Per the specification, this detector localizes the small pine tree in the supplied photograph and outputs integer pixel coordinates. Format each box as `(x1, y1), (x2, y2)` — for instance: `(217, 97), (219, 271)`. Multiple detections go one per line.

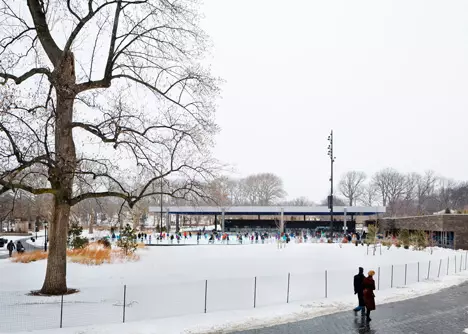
(416, 230), (428, 250)
(365, 224), (378, 245)
(399, 229), (410, 249)
(68, 223), (89, 249)
(117, 224), (138, 255)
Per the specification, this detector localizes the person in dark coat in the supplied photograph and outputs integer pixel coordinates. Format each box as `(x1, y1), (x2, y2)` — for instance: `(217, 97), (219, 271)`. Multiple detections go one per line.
(7, 240), (15, 257)
(16, 240), (25, 253)
(363, 270), (376, 322)
(353, 267), (365, 315)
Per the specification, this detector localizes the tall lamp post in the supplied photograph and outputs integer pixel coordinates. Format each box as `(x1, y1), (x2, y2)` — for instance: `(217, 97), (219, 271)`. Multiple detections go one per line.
(327, 130), (335, 236)
(44, 221), (48, 252)
(159, 177), (163, 236)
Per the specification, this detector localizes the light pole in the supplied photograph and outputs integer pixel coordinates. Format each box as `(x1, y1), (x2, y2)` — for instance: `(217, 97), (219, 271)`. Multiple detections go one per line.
(159, 177), (163, 236)
(327, 130), (335, 237)
(44, 221), (48, 252)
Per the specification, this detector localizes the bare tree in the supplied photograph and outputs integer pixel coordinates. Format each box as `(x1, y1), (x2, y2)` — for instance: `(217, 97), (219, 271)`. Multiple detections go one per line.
(372, 168), (406, 213)
(320, 196), (346, 206)
(414, 170), (437, 214)
(242, 173), (286, 205)
(0, 0), (219, 294)
(338, 171), (366, 206)
(359, 184), (379, 207)
(283, 196), (315, 206)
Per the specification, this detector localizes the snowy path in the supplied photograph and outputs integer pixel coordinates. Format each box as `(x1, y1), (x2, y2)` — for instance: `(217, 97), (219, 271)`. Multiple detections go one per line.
(0, 236), (42, 259)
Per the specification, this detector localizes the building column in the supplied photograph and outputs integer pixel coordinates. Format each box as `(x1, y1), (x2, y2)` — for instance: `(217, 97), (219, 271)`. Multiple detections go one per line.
(221, 209), (225, 233)
(166, 211), (170, 232)
(280, 208), (284, 233)
(175, 214), (180, 233)
(343, 207), (347, 234)
(214, 214), (218, 231)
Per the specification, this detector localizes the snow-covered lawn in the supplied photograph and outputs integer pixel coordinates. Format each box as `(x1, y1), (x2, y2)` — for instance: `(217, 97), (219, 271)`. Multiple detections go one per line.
(0, 242), (467, 333)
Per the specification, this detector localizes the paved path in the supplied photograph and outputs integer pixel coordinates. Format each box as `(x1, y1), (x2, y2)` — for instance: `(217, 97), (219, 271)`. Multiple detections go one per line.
(0, 236), (43, 259)
(236, 282), (468, 334)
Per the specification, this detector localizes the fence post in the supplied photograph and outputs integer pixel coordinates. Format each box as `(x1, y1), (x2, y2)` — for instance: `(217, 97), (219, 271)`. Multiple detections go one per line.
(60, 294), (64, 328)
(325, 270), (328, 298)
(418, 262), (420, 282)
(123, 285), (126, 323)
(438, 259), (442, 278)
(253, 276), (257, 308)
(404, 264), (407, 285)
(391, 265), (394, 288)
(204, 280), (208, 313)
(377, 267), (380, 290)
(367, 245), (369, 255)
(287, 273), (290, 303)
(447, 257), (449, 275)
(427, 260), (431, 280)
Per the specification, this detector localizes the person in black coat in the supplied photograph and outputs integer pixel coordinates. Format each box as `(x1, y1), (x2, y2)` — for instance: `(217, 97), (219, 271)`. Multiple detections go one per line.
(7, 240), (15, 257)
(16, 240), (25, 254)
(353, 267), (365, 315)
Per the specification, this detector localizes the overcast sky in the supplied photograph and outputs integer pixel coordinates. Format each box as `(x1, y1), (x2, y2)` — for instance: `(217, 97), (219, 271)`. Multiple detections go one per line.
(198, 0), (468, 202)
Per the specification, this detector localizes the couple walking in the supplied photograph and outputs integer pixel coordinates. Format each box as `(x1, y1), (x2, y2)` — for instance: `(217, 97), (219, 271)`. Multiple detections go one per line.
(353, 267), (376, 322)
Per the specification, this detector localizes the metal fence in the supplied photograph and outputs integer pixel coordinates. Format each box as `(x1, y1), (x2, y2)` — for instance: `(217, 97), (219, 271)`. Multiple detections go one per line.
(1, 251), (467, 332)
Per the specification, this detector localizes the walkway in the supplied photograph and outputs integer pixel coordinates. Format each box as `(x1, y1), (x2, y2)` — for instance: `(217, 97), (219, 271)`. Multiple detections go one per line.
(0, 236), (43, 259)
(236, 282), (468, 334)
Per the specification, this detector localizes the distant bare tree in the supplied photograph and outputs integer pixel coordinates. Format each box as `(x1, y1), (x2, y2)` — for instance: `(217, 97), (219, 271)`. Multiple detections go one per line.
(242, 173), (286, 205)
(320, 196), (346, 206)
(415, 171), (437, 214)
(372, 168), (406, 213)
(0, 0), (219, 295)
(338, 171), (366, 206)
(359, 184), (379, 207)
(284, 196), (315, 206)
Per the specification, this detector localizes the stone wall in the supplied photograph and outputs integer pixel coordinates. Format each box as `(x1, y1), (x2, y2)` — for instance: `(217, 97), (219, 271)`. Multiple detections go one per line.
(379, 215), (468, 250)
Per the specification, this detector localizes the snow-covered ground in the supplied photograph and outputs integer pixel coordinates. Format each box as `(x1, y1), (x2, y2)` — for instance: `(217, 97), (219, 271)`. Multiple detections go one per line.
(0, 242), (467, 333)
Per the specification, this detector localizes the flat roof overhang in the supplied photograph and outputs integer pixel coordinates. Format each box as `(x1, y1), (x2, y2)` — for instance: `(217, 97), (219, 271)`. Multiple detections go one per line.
(148, 206), (386, 216)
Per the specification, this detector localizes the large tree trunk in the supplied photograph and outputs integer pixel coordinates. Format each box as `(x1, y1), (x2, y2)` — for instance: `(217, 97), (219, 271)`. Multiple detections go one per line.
(41, 52), (77, 295)
(41, 200), (71, 294)
(89, 210), (94, 234)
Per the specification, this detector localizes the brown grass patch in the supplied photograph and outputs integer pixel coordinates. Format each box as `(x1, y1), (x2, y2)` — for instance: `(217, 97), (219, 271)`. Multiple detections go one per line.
(67, 242), (112, 265)
(67, 242), (140, 265)
(136, 242), (146, 249)
(11, 242), (140, 265)
(11, 250), (48, 263)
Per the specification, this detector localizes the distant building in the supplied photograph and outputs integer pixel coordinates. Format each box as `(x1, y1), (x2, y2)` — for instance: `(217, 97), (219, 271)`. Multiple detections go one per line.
(379, 214), (468, 250)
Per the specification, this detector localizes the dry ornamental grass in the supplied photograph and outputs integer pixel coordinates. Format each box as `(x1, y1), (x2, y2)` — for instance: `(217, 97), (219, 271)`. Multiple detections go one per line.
(11, 251), (48, 263)
(10, 242), (140, 265)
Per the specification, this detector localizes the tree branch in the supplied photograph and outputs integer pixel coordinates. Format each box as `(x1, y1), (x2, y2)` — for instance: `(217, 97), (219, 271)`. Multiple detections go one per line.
(0, 67), (50, 85)
(26, 0), (62, 65)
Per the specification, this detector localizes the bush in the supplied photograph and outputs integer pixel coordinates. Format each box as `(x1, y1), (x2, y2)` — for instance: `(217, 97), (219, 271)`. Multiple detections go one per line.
(415, 230), (428, 250)
(365, 225), (378, 244)
(97, 238), (112, 249)
(68, 223), (89, 249)
(117, 224), (138, 255)
(399, 229), (410, 248)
